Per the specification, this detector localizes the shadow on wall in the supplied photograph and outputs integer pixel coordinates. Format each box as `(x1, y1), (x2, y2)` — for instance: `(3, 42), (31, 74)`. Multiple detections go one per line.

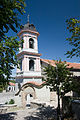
(0, 112), (17, 120)
(24, 106), (57, 120)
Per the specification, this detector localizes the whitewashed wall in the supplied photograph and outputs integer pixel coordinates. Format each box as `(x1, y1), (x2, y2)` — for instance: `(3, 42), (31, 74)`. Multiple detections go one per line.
(0, 92), (15, 104)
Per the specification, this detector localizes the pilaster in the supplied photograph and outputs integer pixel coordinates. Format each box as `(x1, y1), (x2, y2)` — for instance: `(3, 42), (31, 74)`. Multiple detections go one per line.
(26, 36), (29, 49)
(23, 36), (27, 49)
(22, 56), (27, 72)
(26, 57), (29, 71)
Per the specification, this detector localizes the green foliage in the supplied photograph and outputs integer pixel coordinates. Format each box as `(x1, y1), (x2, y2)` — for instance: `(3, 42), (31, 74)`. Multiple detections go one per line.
(9, 80), (16, 83)
(0, 0), (26, 39)
(72, 77), (80, 96)
(43, 60), (73, 97)
(0, 0), (26, 87)
(0, 36), (20, 84)
(0, 87), (3, 92)
(0, 82), (8, 91)
(9, 99), (15, 104)
(66, 18), (80, 58)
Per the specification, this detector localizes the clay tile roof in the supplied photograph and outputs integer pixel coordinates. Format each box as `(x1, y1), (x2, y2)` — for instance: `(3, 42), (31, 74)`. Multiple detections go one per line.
(41, 59), (80, 69)
(41, 59), (56, 67)
(9, 82), (15, 86)
(15, 81), (46, 96)
(67, 62), (80, 69)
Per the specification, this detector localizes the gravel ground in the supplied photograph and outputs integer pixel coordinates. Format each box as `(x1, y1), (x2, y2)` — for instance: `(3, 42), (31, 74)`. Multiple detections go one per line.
(0, 106), (57, 120)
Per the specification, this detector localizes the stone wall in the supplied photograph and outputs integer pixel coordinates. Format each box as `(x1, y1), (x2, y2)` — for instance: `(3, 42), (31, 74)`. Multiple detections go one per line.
(0, 92), (15, 104)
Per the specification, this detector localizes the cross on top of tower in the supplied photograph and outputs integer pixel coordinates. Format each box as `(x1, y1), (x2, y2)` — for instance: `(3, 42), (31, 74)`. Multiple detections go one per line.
(27, 14), (30, 23)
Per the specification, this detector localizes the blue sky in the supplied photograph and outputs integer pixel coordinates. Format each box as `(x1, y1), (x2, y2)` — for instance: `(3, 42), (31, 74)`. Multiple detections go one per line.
(10, 0), (80, 76)
(24, 0), (80, 62)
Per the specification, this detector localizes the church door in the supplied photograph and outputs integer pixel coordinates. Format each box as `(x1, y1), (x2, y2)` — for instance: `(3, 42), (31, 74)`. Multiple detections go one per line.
(26, 94), (30, 107)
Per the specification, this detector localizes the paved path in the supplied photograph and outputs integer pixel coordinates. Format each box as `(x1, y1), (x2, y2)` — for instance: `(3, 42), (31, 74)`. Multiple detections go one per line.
(0, 106), (57, 120)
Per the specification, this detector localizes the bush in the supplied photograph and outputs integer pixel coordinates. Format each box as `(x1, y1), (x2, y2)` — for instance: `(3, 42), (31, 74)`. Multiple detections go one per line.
(0, 87), (3, 92)
(9, 99), (15, 104)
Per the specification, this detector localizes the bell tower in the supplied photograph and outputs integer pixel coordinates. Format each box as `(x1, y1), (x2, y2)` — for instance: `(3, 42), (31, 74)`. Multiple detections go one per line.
(15, 17), (50, 107)
(16, 17), (42, 92)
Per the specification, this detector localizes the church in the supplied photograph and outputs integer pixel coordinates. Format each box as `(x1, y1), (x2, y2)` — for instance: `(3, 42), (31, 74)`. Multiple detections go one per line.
(15, 18), (80, 108)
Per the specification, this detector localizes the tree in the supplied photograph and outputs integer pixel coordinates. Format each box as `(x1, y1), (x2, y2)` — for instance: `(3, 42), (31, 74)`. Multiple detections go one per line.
(0, 0), (26, 39)
(44, 60), (73, 96)
(0, 36), (20, 89)
(66, 18), (80, 58)
(43, 60), (73, 120)
(0, 0), (25, 89)
(72, 76), (80, 96)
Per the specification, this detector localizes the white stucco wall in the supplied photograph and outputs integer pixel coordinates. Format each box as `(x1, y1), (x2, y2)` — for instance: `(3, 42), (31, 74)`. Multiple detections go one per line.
(72, 71), (80, 76)
(35, 86), (50, 102)
(23, 78), (42, 84)
(0, 92), (15, 104)
(23, 71), (41, 76)
(20, 48), (38, 53)
(15, 95), (22, 107)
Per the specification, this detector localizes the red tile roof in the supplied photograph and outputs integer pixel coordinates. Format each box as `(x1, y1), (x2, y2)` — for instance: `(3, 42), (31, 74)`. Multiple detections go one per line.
(18, 29), (40, 37)
(15, 81), (45, 96)
(9, 82), (15, 86)
(41, 59), (80, 69)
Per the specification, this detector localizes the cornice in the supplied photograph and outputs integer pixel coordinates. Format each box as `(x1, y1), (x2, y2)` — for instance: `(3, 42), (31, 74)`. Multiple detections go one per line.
(17, 51), (42, 57)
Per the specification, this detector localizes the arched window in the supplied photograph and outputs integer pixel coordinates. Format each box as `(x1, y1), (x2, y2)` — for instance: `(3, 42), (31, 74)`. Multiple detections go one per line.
(29, 38), (34, 49)
(29, 59), (34, 71)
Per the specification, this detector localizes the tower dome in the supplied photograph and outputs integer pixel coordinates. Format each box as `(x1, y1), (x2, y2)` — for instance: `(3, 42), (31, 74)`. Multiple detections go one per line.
(18, 15), (39, 36)
(21, 22), (37, 32)
(18, 22), (39, 37)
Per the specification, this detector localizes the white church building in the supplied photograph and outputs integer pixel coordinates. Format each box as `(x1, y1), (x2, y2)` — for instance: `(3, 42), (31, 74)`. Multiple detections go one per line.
(15, 20), (50, 107)
(15, 19), (80, 107)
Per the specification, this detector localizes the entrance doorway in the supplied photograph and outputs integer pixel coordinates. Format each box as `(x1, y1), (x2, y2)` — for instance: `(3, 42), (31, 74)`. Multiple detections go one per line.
(26, 94), (33, 107)
(22, 86), (35, 108)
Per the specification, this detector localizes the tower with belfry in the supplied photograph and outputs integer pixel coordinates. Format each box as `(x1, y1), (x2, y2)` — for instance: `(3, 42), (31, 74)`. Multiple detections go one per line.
(15, 16), (50, 107)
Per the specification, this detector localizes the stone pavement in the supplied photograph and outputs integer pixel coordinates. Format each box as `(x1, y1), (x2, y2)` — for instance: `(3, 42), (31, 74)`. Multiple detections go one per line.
(0, 105), (57, 120)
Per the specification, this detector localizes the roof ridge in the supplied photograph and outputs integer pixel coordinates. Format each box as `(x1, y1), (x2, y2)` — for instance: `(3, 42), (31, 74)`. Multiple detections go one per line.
(41, 58), (80, 64)
(41, 58), (80, 69)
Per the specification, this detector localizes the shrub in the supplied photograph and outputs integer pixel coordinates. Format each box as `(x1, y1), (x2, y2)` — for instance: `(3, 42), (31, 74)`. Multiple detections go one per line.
(0, 87), (3, 92)
(9, 99), (15, 104)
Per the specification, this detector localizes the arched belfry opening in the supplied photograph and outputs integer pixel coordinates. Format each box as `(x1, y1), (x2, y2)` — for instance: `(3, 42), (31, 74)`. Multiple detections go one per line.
(29, 38), (34, 49)
(29, 59), (34, 71)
